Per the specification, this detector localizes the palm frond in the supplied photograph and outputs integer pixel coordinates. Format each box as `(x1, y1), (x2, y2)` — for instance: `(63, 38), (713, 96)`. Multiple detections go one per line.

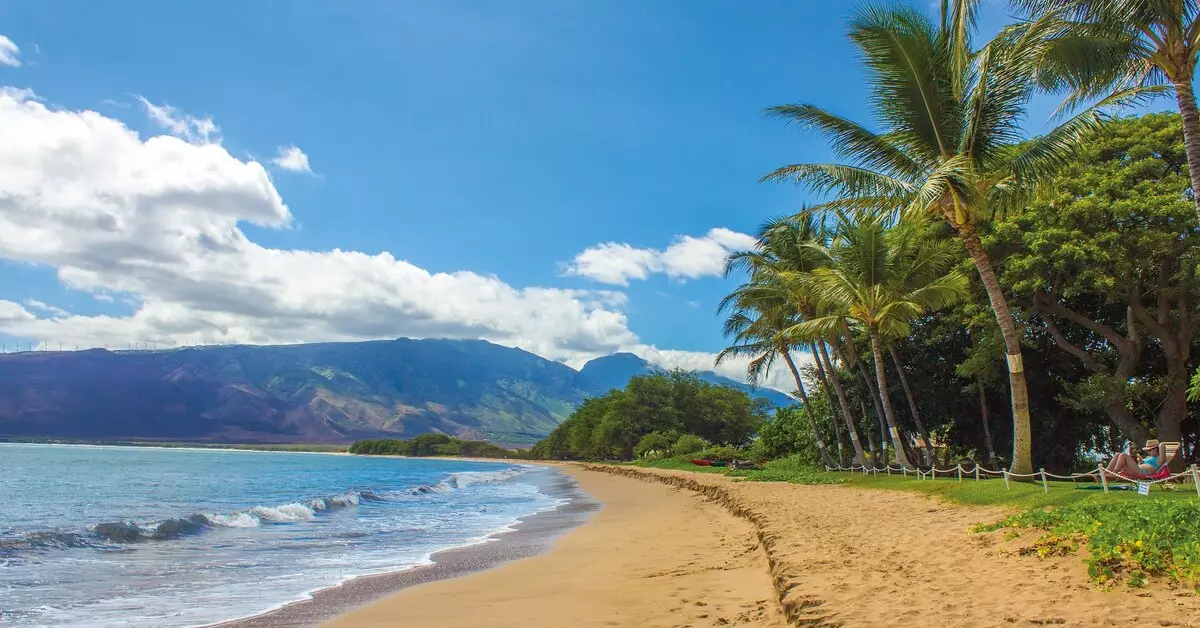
(766, 104), (927, 176)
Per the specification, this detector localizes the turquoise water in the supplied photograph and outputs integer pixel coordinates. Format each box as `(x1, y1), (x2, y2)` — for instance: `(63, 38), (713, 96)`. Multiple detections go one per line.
(0, 443), (562, 627)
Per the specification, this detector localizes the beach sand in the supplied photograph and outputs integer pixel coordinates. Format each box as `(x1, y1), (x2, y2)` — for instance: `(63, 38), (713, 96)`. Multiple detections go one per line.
(324, 465), (784, 628)
(328, 464), (1200, 628)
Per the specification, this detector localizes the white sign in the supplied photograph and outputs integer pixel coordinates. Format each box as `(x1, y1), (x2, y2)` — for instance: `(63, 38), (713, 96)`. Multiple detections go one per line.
(1137, 482), (1150, 496)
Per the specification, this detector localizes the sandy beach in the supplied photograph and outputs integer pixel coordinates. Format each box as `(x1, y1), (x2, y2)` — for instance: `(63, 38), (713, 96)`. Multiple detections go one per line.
(324, 464), (1200, 628)
(324, 464), (783, 628)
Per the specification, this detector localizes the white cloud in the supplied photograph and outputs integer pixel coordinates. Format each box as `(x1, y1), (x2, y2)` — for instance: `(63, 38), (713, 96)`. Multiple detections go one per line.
(562, 243), (661, 286)
(136, 96), (218, 143)
(272, 145), (313, 174)
(564, 228), (757, 286)
(0, 36), (20, 67)
(0, 88), (635, 362)
(0, 87), (796, 392)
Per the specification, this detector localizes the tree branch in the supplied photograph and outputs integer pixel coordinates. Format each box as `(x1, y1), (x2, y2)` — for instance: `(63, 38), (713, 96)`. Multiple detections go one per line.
(1129, 283), (1174, 347)
(1040, 315), (1108, 373)
(1031, 292), (1137, 357)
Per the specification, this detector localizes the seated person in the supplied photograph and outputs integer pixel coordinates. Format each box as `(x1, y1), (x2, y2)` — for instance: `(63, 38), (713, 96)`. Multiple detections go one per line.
(1105, 439), (1162, 479)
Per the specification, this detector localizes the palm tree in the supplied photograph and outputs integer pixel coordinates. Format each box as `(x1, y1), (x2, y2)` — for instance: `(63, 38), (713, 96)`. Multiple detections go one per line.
(762, 1), (1101, 474)
(716, 281), (838, 467)
(725, 216), (871, 465)
(1013, 0), (1200, 224)
(792, 213), (969, 469)
(889, 343), (936, 465)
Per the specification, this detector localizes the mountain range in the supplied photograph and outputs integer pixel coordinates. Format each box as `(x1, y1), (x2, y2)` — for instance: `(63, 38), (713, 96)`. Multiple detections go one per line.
(0, 338), (793, 445)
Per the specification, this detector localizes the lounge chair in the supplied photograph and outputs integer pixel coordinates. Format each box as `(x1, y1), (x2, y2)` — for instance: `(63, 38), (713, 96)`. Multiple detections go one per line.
(1102, 441), (1181, 487)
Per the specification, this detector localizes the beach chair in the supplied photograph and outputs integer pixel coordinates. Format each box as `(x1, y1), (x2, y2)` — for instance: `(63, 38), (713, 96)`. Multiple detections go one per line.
(1103, 442), (1181, 489)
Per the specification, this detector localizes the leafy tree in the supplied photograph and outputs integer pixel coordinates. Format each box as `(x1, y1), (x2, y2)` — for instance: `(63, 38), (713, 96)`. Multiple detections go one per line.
(994, 112), (1200, 448)
(758, 404), (825, 462)
(533, 372), (766, 460)
(762, 0), (1103, 473)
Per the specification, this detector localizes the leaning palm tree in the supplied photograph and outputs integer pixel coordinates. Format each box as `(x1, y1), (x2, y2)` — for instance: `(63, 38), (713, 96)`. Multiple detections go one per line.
(717, 281), (839, 467)
(725, 216), (871, 465)
(1012, 0), (1200, 223)
(791, 213), (969, 469)
(762, 0), (1102, 474)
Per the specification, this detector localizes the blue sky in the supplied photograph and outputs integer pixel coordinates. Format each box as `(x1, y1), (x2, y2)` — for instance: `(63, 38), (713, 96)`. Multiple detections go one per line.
(0, 1), (1085, 385)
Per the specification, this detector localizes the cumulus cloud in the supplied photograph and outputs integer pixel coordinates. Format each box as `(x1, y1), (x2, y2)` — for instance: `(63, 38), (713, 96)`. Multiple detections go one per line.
(0, 36), (20, 67)
(136, 96), (218, 143)
(564, 228), (757, 286)
(0, 87), (795, 392)
(272, 145), (313, 174)
(0, 88), (632, 360)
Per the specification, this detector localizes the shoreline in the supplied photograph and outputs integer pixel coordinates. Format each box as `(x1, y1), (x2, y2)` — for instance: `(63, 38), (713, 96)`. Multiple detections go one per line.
(212, 464), (598, 628)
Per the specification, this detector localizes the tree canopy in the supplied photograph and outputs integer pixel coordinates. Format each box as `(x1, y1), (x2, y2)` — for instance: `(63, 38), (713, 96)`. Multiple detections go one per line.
(530, 371), (769, 461)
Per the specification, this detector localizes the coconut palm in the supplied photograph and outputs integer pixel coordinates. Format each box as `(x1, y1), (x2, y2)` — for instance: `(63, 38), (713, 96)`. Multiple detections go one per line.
(762, 0), (1102, 474)
(790, 213), (969, 469)
(889, 342), (937, 466)
(724, 216), (871, 465)
(1012, 0), (1200, 224)
(716, 281), (839, 467)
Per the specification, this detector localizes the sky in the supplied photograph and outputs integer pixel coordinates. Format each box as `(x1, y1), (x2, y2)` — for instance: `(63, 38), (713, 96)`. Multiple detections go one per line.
(0, 1), (1068, 390)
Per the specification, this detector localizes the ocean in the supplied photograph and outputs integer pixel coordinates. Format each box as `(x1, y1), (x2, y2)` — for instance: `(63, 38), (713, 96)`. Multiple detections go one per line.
(0, 443), (565, 627)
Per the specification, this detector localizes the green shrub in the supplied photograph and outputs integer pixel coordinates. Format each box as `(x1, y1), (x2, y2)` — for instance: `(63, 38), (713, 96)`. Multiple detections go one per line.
(672, 434), (709, 456)
(979, 499), (1200, 588)
(634, 430), (679, 459)
(696, 445), (744, 462)
(739, 454), (842, 484)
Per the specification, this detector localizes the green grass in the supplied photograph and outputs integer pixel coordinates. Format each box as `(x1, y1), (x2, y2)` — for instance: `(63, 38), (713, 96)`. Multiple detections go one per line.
(828, 473), (1199, 508)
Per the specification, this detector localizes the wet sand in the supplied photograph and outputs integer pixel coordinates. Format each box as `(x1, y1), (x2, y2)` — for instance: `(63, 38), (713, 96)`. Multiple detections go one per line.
(215, 467), (598, 627)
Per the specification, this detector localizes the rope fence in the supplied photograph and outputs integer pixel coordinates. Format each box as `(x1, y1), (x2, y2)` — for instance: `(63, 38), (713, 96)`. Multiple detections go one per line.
(823, 462), (1200, 497)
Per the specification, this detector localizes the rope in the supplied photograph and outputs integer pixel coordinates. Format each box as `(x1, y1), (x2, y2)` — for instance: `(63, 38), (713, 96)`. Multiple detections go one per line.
(821, 462), (1200, 495)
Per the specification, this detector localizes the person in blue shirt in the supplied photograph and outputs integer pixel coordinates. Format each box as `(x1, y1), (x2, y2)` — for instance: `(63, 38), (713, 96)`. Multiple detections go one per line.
(1105, 439), (1162, 479)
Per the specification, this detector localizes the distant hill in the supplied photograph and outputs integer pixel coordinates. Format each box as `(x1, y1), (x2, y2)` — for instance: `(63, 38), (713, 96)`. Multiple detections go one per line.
(580, 352), (796, 408)
(0, 340), (793, 445)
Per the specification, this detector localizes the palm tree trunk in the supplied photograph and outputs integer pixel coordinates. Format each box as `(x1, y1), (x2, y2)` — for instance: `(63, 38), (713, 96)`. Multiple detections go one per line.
(1173, 78), (1200, 225)
(838, 337), (890, 461)
(977, 377), (998, 468)
(957, 224), (1033, 475)
(857, 360), (891, 463)
(889, 345), (934, 466)
(814, 341), (868, 464)
(781, 347), (837, 467)
(813, 357), (851, 464)
(860, 397), (877, 463)
(869, 327), (912, 468)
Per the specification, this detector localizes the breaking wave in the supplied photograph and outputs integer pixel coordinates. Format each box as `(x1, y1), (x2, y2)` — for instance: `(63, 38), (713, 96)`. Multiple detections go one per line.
(0, 467), (527, 558)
